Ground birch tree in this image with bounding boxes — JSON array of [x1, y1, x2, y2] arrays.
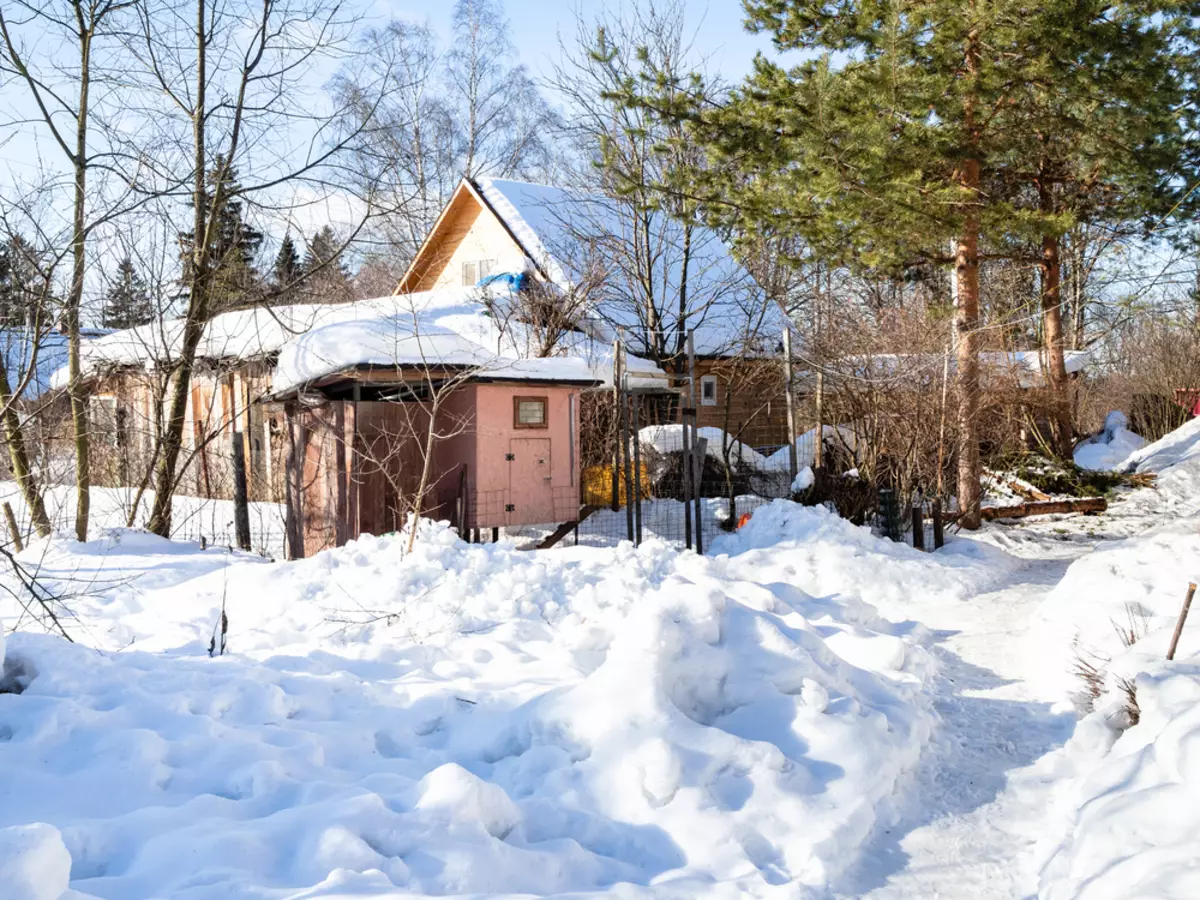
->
[[0, 0, 136, 540]]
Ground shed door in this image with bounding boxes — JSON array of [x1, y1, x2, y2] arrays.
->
[[509, 438, 554, 524]]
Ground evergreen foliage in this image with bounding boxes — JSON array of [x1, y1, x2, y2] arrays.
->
[[302, 226, 352, 302], [268, 234, 303, 304], [178, 156, 264, 314], [101, 257, 155, 329], [0, 236, 47, 329]]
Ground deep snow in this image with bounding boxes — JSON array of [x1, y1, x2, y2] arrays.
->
[[1, 508, 962, 899], [6, 414, 1200, 898]]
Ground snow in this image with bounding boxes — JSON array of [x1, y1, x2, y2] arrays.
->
[[0, 823, 72, 900], [791, 466, 815, 493], [801, 350, 1090, 391], [476, 178, 787, 358], [2, 328, 109, 399], [60, 286, 670, 395], [1036, 652, 1200, 900], [1121, 414, 1200, 475], [638, 424, 770, 470], [8, 413, 1200, 899], [0, 509, 948, 898], [1073, 410, 1146, 471], [271, 311, 603, 395]]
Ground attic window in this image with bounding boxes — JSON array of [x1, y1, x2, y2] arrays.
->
[[479, 258, 495, 280], [461, 261, 477, 286], [700, 375, 718, 407], [514, 396, 548, 428]]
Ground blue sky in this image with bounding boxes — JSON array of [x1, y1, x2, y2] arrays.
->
[[371, 0, 778, 83]]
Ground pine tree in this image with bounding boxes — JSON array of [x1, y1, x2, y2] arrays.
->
[[178, 156, 264, 315], [101, 257, 156, 329], [991, 2, 1198, 457], [618, 0, 1198, 524], [301, 225, 352, 302], [268, 234, 302, 305]]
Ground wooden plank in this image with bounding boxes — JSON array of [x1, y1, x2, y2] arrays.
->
[[535, 505, 600, 550], [947, 497, 1107, 522]]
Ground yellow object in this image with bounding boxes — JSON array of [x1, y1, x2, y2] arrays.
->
[[583, 463, 652, 506]]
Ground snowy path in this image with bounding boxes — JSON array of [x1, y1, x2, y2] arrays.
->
[[833, 551, 1087, 900]]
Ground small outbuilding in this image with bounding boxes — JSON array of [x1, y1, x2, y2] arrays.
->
[[269, 310, 604, 558]]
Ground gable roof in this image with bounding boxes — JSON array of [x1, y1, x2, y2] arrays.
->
[[398, 177, 789, 359]]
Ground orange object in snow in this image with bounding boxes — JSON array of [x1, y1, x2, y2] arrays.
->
[[737, 512, 753, 530]]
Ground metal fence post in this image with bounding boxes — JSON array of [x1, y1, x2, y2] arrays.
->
[[631, 394, 643, 546], [694, 435, 707, 554], [682, 407, 694, 549]]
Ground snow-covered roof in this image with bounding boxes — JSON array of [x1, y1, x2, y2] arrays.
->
[[55, 285, 670, 396], [3, 327, 110, 399], [474, 178, 788, 358], [799, 349, 1091, 389], [272, 312, 607, 395]]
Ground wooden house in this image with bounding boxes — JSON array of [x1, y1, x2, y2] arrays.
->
[[267, 309, 603, 556], [395, 177, 794, 450]]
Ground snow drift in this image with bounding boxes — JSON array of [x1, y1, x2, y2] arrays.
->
[[0, 507, 944, 899], [1073, 410, 1145, 472]]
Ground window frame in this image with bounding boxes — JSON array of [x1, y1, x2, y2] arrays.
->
[[700, 375, 718, 407], [461, 260, 477, 286], [513, 395, 549, 429]]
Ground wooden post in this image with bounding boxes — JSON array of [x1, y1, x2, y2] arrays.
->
[[1167, 582, 1197, 661], [492, 526, 499, 543], [912, 502, 925, 551], [631, 394, 643, 546], [611, 340, 622, 513], [231, 430, 252, 551], [932, 499, 944, 550], [3, 501, 23, 553], [687, 331, 697, 408], [783, 327, 798, 484], [682, 407, 693, 550], [693, 435, 707, 554]]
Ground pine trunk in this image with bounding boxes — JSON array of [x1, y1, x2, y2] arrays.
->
[[1040, 227, 1074, 459], [956, 24, 984, 531], [955, 181, 983, 530]]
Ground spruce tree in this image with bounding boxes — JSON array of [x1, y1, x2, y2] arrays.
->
[[178, 156, 264, 314], [268, 234, 302, 304], [302, 225, 352, 302], [0, 235, 46, 328], [101, 257, 156, 329]]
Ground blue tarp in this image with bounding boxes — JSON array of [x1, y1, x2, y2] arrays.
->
[[477, 272, 528, 292]]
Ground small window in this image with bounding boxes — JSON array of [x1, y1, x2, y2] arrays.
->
[[700, 375, 718, 407], [479, 258, 496, 280], [514, 396, 548, 428], [461, 260, 477, 286]]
